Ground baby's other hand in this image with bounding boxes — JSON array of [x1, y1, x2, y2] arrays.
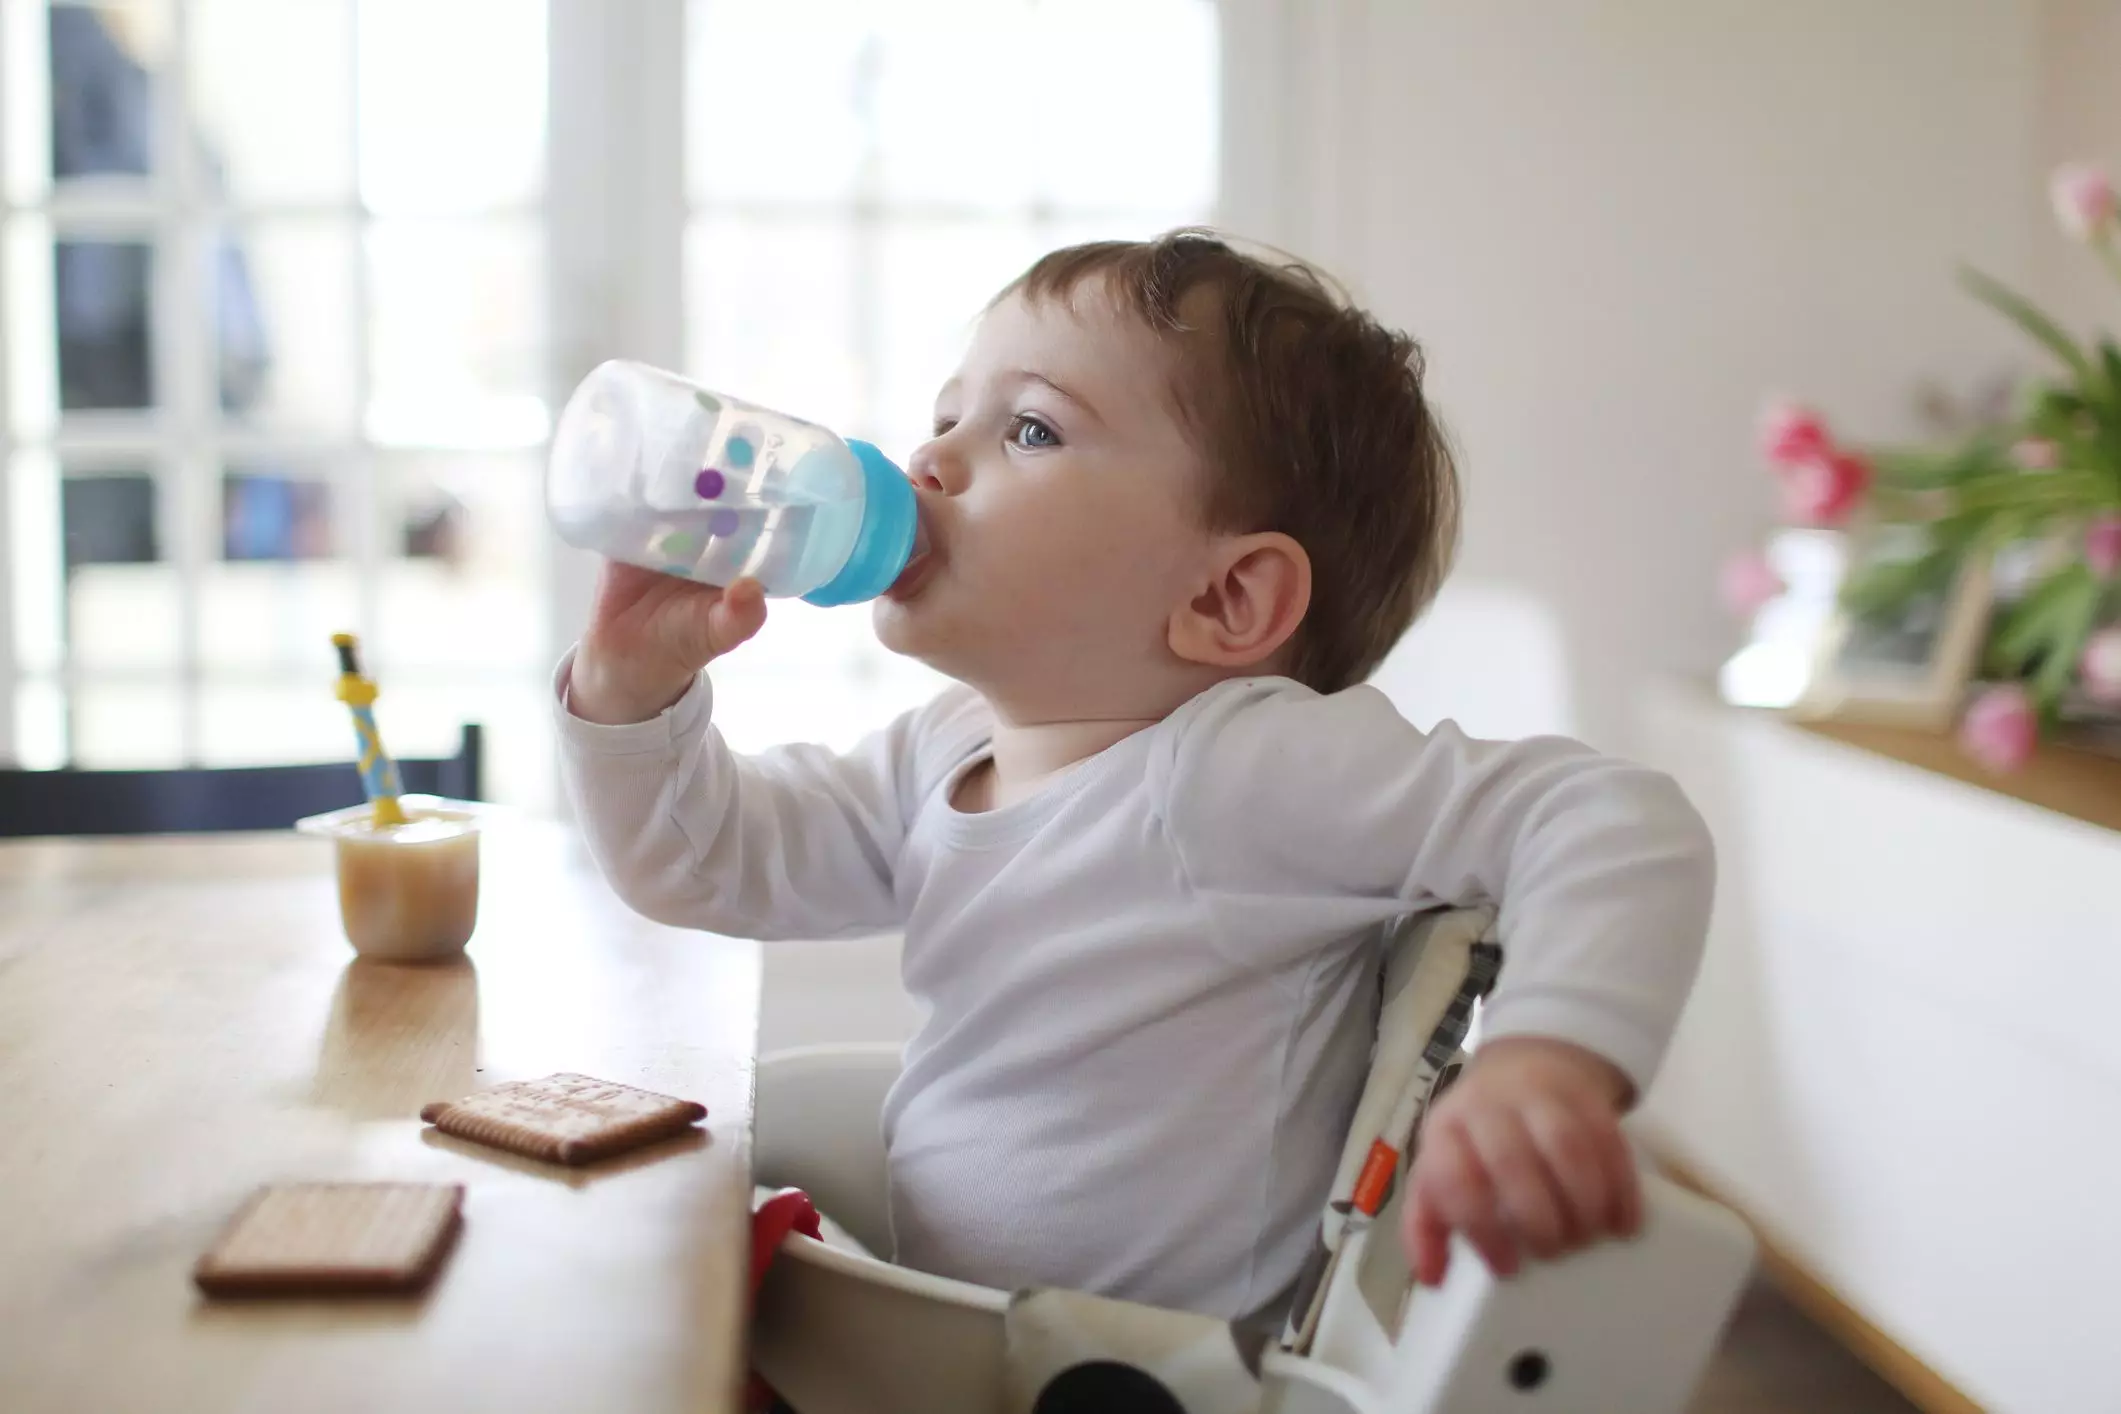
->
[[570, 563, 767, 725], [1399, 1036, 1640, 1286]]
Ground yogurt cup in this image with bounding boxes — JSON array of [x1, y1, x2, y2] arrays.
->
[[296, 795, 486, 963]]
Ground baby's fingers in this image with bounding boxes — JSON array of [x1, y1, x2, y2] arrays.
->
[[1607, 1120, 1644, 1237], [1524, 1099, 1641, 1251], [705, 578, 768, 657], [1404, 1182, 1454, 1290], [1522, 1100, 1609, 1247], [1468, 1109, 1570, 1262], [1405, 1122, 1517, 1285]]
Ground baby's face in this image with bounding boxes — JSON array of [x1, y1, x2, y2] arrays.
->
[[873, 283, 1218, 716]]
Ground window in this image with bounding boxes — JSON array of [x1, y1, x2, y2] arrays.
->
[[0, 0, 1220, 792], [1, 0, 553, 800], [682, 0, 1218, 752]]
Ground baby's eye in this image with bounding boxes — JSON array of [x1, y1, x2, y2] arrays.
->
[[1008, 415, 1060, 450], [931, 415, 959, 438]]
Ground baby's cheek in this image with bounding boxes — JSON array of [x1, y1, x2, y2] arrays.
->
[[1035, 534, 1170, 623], [979, 511, 1105, 595], [1029, 501, 1112, 566], [958, 487, 1196, 639]]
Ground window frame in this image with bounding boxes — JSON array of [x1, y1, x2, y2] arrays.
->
[[0, 0, 1228, 786], [1, 0, 574, 785]]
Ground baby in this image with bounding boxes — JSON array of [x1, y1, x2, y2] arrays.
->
[[555, 230, 1714, 1324]]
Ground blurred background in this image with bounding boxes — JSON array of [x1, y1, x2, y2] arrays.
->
[[0, 0, 2111, 806], [0, 0, 1213, 807], [5, 7, 2117, 1409]]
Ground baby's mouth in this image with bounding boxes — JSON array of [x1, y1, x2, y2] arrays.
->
[[889, 511, 937, 597]]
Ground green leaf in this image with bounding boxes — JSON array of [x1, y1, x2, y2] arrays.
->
[[2030, 565, 2102, 704], [2024, 404, 2081, 448], [1840, 561, 1924, 617], [1960, 267, 2096, 385], [2036, 382, 2083, 412], [1939, 467, 2111, 521], [1874, 434, 2018, 491], [1987, 567, 2081, 676], [1971, 507, 2046, 554], [1839, 535, 1963, 617], [2087, 343, 2121, 473], [1868, 447, 1965, 489]]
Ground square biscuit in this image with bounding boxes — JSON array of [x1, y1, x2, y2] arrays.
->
[[194, 1182, 464, 1297], [420, 1072, 707, 1166]]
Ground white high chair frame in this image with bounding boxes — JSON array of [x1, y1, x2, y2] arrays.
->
[[751, 911, 1756, 1413]]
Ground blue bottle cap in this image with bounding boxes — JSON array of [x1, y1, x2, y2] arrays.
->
[[802, 439, 918, 606]]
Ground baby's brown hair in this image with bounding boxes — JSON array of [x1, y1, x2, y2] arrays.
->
[[999, 229, 1460, 694]]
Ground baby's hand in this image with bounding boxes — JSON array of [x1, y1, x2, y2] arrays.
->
[[570, 563, 767, 725], [1399, 1037, 1640, 1286]]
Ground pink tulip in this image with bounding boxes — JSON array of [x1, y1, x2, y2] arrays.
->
[[2082, 628, 2121, 707], [1757, 399, 1831, 468], [2011, 438, 2059, 469], [2087, 514, 2121, 579], [1782, 451, 1870, 527], [1719, 549, 1786, 617], [1960, 685, 2040, 773], [2050, 162, 2117, 243]]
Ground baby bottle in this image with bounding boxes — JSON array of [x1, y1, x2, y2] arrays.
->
[[546, 359, 917, 605]]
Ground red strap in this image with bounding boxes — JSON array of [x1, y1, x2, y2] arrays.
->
[[750, 1187, 822, 1301], [746, 1189, 823, 1412]]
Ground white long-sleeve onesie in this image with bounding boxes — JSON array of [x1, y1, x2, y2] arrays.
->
[[553, 663, 1715, 1322]]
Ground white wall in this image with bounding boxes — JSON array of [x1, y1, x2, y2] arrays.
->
[[2031, 1, 2121, 328], [1223, 0, 2044, 751], [1220, 16, 2121, 1406]]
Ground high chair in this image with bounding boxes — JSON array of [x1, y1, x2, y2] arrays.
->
[[752, 909, 1755, 1414]]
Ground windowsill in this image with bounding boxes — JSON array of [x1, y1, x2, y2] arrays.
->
[[1793, 717, 2121, 837]]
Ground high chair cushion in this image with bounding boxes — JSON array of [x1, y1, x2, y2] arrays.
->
[[1003, 1287, 1272, 1414], [1282, 908, 1501, 1352]]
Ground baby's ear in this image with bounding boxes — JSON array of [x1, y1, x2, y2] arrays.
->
[[1168, 532, 1312, 673]]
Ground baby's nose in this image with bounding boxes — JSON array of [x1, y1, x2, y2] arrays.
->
[[908, 440, 964, 495]]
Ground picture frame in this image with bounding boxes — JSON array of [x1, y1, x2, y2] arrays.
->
[[1790, 522, 1995, 730]]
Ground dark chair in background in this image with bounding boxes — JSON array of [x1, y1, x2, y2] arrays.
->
[[0, 725, 482, 838]]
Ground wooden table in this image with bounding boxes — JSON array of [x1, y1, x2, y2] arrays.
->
[[0, 820, 760, 1413]]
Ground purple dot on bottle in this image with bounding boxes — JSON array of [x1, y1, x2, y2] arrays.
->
[[694, 468, 726, 500], [708, 509, 742, 538]]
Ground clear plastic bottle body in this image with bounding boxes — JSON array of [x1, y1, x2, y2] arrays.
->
[[547, 360, 885, 600]]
